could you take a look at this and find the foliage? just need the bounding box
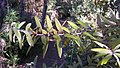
[0,0,120,68]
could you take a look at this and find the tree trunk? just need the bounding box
[0,0,5,30]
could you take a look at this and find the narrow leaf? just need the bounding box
[13,28,22,49]
[43,44,48,58]
[62,27,70,33]
[114,54,120,67]
[115,53,120,58]
[41,36,49,58]
[26,23,32,31]
[64,34,79,40]
[114,44,120,50]
[53,35,62,58]
[67,21,79,29]
[42,29,47,34]
[98,14,116,25]
[91,48,111,54]
[83,32,98,40]
[34,16,42,32]
[77,20,88,28]
[94,41,108,48]
[25,31,34,46]
[46,15,53,32]
[9,28,12,42]
[55,18,63,32]
[18,21,25,29]
[101,55,112,65]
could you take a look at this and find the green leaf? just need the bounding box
[114,54,120,67]
[42,29,47,34]
[94,41,108,48]
[53,35,62,58]
[34,16,42,32]
[115,53,120,58]
[67,21,79,29]
[114,49,120,53]
[114,44,120,50]
[101,55,112,65]
[94,53,107,59]
[13,28,22,49]
[77,20,88,28]
[42,63,47,68]
[64,34,79,40]
[98,14,116,25]
[83,32,98,40]
[46,15,53,32]
[75,39,80,47]
[18,21,25,29]
[41,36,49,58]
[110,39,120,48]
[9,28,12,42]
[26,23,32,31]
[34,56,38,66]
[43,44,48,58]
[41,36,47,45]
[91,48,111,54]
[24,31,34,46]
[55,18,63,32]
[62,27,70,33]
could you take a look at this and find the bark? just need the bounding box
[0,0,5,29]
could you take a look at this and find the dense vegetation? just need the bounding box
[0,0,120,68]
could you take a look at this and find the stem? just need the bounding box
[41,0,48,29]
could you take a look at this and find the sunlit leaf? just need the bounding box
[18,21,25,29]
[53,29,57,34]
[55,18,63,32]
[75,39,80,47]
[26,23,32,31]
[46,15,53,32]
[67,21,79,29]
[114,44,120,50]
[9,28,12,42]
[114,49,120,53]
[94,53,107,59]
[42,29,47,34]
[83,32,98,40]
[94,41,108,48]
[64,34,79,40]
[24,31,34,46]
[62,27,70,33]
[115,53,120,58]
[101,55,112,65]
[77,20,88,28]
[34,16,42,32]
[91,48,111,54]
[13,28,22,49]
[114,54,120,67]
[41,36,47,45]
[53,35,62,58]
